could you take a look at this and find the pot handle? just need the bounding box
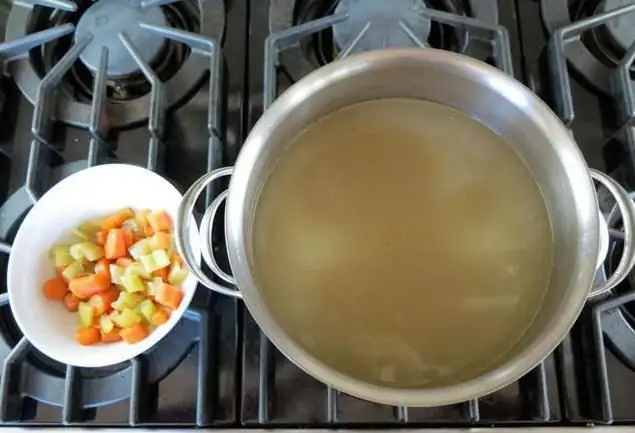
[174,167,243,299]
[588,169,635,299]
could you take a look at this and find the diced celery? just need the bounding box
[69,242,104,262]
[110,264,124,285]
[129,239,152,260]
[139,254,158,273]
[77,302,94,328]
[146,277,164,296]
[99,314,114,333]
[61,260,87,281]
[149,233,172,251]
[72,227,93,241]
[79,219,102,234]
[122,273,145,293]
[111,292,144,310]
[49,244,70,258]
[152,250,171,269]
[112,308,141,328]
[124,263,150,280]
[139,299,158,322]
[54,247,74,269]
[167,263,188,286]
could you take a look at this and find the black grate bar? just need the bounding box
[520,362,550,421]
[257,334,273,423]
[395,405,409,423]
[547,3,635,126]
[18,0,77,12]
[326,387,338,423]
[466,398,480,423]
[87,47,109,167]
[0,337,30,421]
[196,309,215,426]
[0,24,74,68]
[62,365,79,424]
[129,357,145,425]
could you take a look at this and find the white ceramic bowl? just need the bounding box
[7,163,200,368]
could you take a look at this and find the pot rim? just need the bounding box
[225,48,598,406]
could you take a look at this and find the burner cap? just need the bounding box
[332,0,431,54]
[74,0,167,78]
[600,0,635,53]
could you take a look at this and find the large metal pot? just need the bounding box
[175,49,635,406]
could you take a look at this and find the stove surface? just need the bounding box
[1,0,635,428]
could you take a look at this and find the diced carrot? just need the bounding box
[151,308,170,325]
[96,230,108,245]
[122,226,134,248]
[75,327,100,345]
[154,283,183,310]
[69,274,111,300]
[152,268,169,283]
[100,208,134,231]
[43,276,68,301]
[171,253,183,266]
[120,323,149,344]
[115,258,133,268]
[100,329,122,342]
[135,209,151,233]
[88,288,120,316]
[63,293,81,312]
[147,210,172,232]
[105,229,127,259]
[94,258,110,279]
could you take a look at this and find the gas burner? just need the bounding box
[5,0,225,128]
[542,0,635,95]
[331,0,431,53]
[74,0,167,78]
[270,0,467,80]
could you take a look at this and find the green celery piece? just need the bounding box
[77,303,94,328]
[139,299,157,322]
[146,277,164,296]
[139,254,159,273]
[111,292,144,310]
[110,264,124,285]
[62,261,87,281]
[69,242,104,262]
[167,263,187,286]
[129,239,152,261]
[122,273,145,293]
[152,250,171,270]
[54,248,74,268]
[99,315,114,333]
[125,262,150,279]
[49,244,70,258]
[112,308,141,328]
[72,228,93,241]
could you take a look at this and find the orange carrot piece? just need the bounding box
[147,210,172,232]
[100,329,122,342]
[116,257,134,268]
[105,229,127,259]
[151,308,170,325]
[152,268,169,283]
[135,209,151,233]
[96,230,108,246]
[120,324,149,344]
[100,208,134,231]
[69,274,111,300]
[63,293,81,312]
[94,258,110,279]
[75,327,100,345]
[88,288,120,316]
[43,276,68,301]
[122,226,134,248]
[154,283,184,310]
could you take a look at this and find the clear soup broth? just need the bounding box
[252,98,553,388]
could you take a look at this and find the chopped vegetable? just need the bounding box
[121,272,145,293]
[122,226,134,248]
[88,288,119,316]
[129,238,152,260]
[100,329,121,342]
[100,208,134,231]
[75,327,100,345]
[77,302,94,328]
[154,283,184,310]
[99,314,115,334]
[120,323,149,344]
[139,249,170,273]
[96,230,108,245]
[109,264,124,285]
[63,293,81,312]
[167,260,188,286]
[69,274,110,299]
[153,267,169,283]
[61,260,87,281]
[111,292,144,310]
[105,229,127,259]
[125,262,150,279]
[112,308,141,328]
[146,277,164,296]
[116,257,134,268]
[151,308,170,325]
[147,210,172,232]
[94,258,110,279]
[43,276,68,301]
[138,299,158,323]
[51,245,74,269]
[149,232,172,251]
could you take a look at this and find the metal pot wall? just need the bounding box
[174,49,635,407]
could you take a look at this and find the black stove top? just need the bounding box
[1,0,635,428]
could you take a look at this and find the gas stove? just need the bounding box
[1,0,635,429]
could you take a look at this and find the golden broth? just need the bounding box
[252,98,553,387]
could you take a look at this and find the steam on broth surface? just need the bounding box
[252,98,553,387]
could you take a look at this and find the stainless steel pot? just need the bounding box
[174,48,635,406]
